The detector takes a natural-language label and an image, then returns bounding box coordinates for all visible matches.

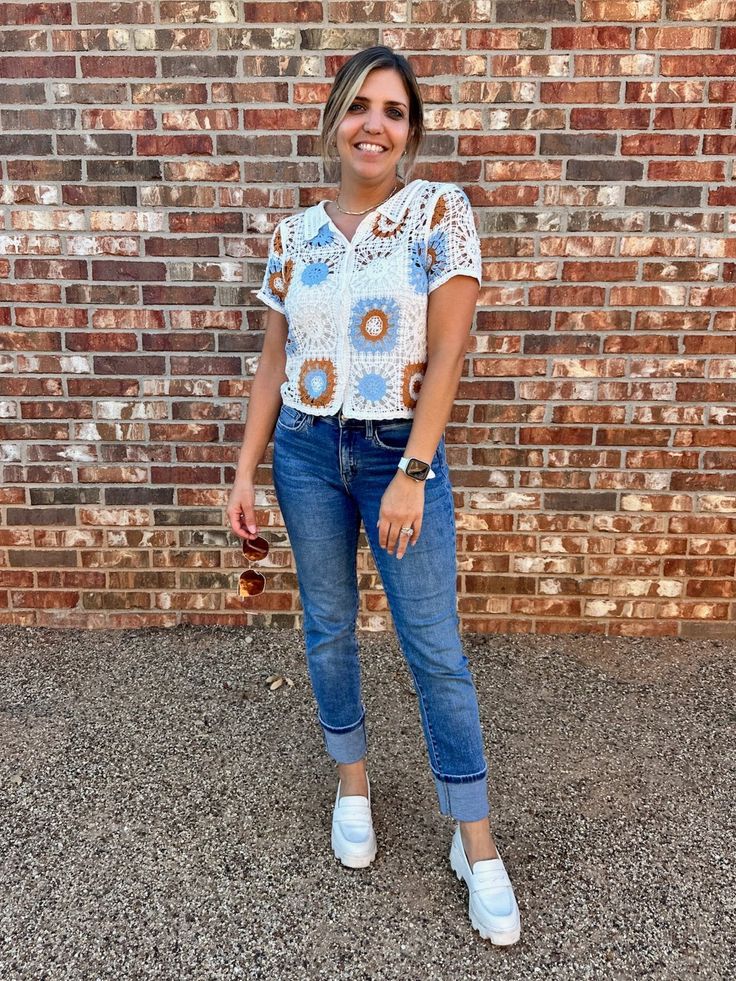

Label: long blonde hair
[320,46,425,184]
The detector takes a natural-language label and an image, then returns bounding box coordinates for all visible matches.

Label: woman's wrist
[235,460,257,482]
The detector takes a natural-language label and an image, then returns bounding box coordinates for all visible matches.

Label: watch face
[406,458,429,480]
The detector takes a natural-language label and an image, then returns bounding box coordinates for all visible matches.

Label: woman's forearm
[235,357,286,479]
[404,355,465,466]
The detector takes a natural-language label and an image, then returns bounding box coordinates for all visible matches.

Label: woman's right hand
[227,474,259,542]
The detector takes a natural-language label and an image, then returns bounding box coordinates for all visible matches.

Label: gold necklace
[335,180,402,215]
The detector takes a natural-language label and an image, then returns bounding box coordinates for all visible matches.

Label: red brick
[510,597,582,617]
[588,557,661,576]
[540,536,612,555]
[522,471,593,489]
[548,450,622,468]
[625,450,699,469]
[671,472,736,491]
[668,515,736,534]
[630,407,703,425]
[614,537,687,555]
[520,427,594,445]
[686,580,736,598]
[11,590,80,609]
[551,406,626,424]
[664,559,735,577]
[541,81,620,103]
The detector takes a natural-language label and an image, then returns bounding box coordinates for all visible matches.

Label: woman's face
[335,67,411,184]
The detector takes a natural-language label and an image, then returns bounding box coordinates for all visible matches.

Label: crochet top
[253,178,482,419]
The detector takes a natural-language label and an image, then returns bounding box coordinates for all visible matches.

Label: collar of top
[302,179,425,243]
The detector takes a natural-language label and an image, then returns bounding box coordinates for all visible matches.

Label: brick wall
[1,2,735,637]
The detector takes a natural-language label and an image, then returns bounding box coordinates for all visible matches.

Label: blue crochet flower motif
[426,229,450,288]
[409,240,428,294]
[349,296,400,354]
[358,373,387,402]
[309,225,335,247]
[301,261,330,287]
[304,367,329,398]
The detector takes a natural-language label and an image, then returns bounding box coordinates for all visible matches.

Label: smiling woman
[231,44,521,946]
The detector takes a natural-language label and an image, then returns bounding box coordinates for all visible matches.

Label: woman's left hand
[376,472,425,560]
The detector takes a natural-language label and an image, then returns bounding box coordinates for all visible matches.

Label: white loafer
[331,774,377,869]
[449,825,521,945]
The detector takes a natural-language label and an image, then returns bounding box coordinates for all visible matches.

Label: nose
[362,110,384,134]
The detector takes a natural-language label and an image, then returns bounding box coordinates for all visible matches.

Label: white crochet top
[253,178,482,419]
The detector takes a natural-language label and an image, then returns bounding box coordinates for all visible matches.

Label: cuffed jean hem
[318,703,367,764]
[433,768,490,822]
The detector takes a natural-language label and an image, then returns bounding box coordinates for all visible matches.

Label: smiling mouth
[354,143,389,154]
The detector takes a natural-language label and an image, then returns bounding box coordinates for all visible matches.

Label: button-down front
[254,178,482,419]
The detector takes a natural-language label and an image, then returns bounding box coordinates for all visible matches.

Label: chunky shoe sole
[450,836,521,945]
[331,829,377,869]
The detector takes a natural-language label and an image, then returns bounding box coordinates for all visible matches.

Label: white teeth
[356,143,386,153]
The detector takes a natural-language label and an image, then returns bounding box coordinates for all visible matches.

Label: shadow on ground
[0,625,734,980]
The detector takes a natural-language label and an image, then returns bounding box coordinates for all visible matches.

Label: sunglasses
[238,534,270,598]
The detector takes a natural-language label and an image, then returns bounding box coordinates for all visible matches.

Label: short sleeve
[254,219,291,314]
[425,184,482,295]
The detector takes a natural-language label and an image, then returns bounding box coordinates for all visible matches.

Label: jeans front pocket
[276,402,312,433]
[371,420,414,452]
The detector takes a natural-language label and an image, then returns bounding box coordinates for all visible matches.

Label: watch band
[398,456,436,480]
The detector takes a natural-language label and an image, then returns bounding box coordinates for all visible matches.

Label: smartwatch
[398,456,436,481]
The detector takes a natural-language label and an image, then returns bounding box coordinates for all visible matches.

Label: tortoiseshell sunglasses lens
[242,535,269,561]
[239,569,265,598]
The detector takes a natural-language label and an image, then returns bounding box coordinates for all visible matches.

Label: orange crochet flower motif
[298,358,336,407]
[268,257,293,305]
[402,360,427,409]
[371,209,409,240]
[273,225,284,256]
[430,193,448,231]
[282,257,293,292]
[357,307,391,345]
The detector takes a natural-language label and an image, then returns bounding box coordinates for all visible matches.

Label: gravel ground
[0,625,734,981]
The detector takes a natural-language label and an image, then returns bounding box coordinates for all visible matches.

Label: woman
[230,45,521,945]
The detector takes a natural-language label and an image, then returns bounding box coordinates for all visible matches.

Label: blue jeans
[272,403,490,822]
